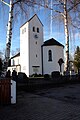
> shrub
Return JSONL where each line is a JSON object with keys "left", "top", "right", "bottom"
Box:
{"left": 44, "top": 74, "right": 50, "bottom": 78}
{"left": 17, "top": 72, "right": 28, "bottom": 83}
{"left": 30, "top": 73, "right": 37, "bottom": 77}
{"left": 51, "top": 71, "right": 60, "bottom": 78}
{"left": 30, "top": 74, "right": 43, "bottom": 77}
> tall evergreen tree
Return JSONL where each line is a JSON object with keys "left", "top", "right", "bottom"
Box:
{"left": 0, "top": 58, "right": 3, "bottom": 75}
{"left": 74, "top": 46, "right": 80, "bottom": 74}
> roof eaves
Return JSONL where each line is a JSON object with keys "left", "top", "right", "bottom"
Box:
{"left": 11, "top": 52, "right": 20, "bottom": 59}
{"left": 42, "top": 38, "right": 64, "bottom": 47}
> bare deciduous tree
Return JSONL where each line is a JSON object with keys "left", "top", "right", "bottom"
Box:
{"left": 0, "top": 0, "right": 80, "bottom": 72}
{"left": 11, "top": 48, "right": 20, "bottom": 56}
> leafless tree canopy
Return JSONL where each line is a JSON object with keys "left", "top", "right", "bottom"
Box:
{"left": 0, "top": 0, "right": 80, "bottom": 71}
{"left": 1, "top": 0, "right": 80, "bottom": 28}
{"left": 10, "top": 0, "right": 80, "bottom": 28}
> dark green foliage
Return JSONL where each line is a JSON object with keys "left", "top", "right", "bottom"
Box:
{"left": 0, "top": 58, "right": 3, "bottom": 75}
{"left": 74, "top": 46, "right": 80, "bottom": 73}
{"left": 44, "top": 74, "right": 50, "bottom": 78}
{"left": 17, "top": 72, "right": 28, "bottom": 83}
{"left": 18, "top": 72, "right": 28, "bottom": 79}
{"left": 51, "top": 71, "right": 60, "bottom": 78}
{"left": 30, "top": 74, "right": 37, "bottom": 77}
{"left": 30, "top": 74, "right": 43, "bottom": 77}
{"left": 6, "top": 70, "right": 11, "bottom": 78}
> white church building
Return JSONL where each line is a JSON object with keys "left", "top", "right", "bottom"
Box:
{"left": 8, "top": 14, "right": 64, "bottom": 77}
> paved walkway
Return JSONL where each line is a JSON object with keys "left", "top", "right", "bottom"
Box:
{"left": 0, "top": 84, "right": 80, "bottom": 120}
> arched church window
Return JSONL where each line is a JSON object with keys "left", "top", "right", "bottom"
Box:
{"left": 36, "top": 54, "right": 37, "bottom": 57}
{"left": 33, "top": 27, "right": 35, "bottom": 32}
{"left": 35, "top": 41, "right": 37, "bottom": 44}
{"left": 37, "top": 27, "right": 39, "bottom": 33}
{"left": 48, "top": 50, "right": 52, "bottom": 61}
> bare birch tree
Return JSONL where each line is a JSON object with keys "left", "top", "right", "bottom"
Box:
{"left": 0, "top": 0, "right": 80, "bottom": 71}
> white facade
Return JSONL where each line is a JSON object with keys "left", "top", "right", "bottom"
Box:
{"left": 8, "top": 14, "right": 64, "bottom": 76}
{"left": 7, "top": 53, "right": 21, "bottom": 75}
{"left": 20, "top": 14, "right": 43, "bottom": 77}
{"left": 20, "top": 21, "right": 29, "bottom": 76}
{"left": 43, "top": 45, "right": 64, "bottom": 74}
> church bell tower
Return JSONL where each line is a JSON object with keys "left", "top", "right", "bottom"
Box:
{"left": 20, "top": 14, "right": 43, "bottom": 76}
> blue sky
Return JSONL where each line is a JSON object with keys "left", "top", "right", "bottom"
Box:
{"left": 0, "top": 6, "right": 64, "bottom": 50}
{"left": 0, "top": 1, "right": 80, "bottom": 57}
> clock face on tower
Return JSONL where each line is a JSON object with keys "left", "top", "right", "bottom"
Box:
{"left": 34, "top": 34, "right": 38, "bottom": 39}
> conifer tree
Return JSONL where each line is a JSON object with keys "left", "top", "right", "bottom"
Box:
{"left": 74, "top": 46, "right": 80, "bottom": 74}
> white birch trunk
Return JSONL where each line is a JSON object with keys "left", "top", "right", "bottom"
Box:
{"left": 64, "top": 0, "right": 69, "bottom": 72}
{"left": 5, "top": 0, "right": 13, "bottom": 63}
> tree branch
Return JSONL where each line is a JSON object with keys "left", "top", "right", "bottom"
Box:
{"left": 0, "top": 0, "right": 10, "bottom": 7}
{"left": 68, "top": 1, "right": 80, "bottom": 12}
{"left": 71, "top": 22, "right": 80, "bottom": 29}
{"left": 13, "top": 0, "right": 65, "bottom": 17}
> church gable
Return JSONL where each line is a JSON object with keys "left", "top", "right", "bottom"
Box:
{"left": 20, "top": 14, "right": 43, "bottom": 28}
{"left": 29, "top": 14, "right": 43, "bottom": 35}
{"left": 28, "top": 14, "right": 43, "bottom": 26}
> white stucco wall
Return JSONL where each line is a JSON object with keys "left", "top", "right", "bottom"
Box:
{"left": 43, "top": 46, "right": 64, "bottom": 75}
{"left": 8, "top": 55, "right": 21, "bottom": 75}
{"left": 28, "top": 15, "right": 43, "bottom": 75}
{"left": 11, "top": 56, "right": 20, "bottom": 66}
{"left": 7, "top": 65, "right": 21, "bottom": 75}
{"left": 20, "top": 22, "right": 29, "bottom": 76}
{"left": 20, "top": 15, "right": 43, "bottom": 76}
